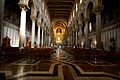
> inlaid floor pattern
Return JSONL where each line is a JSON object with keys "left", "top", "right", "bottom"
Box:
{"left": 0, "top": 48, "right": 120, "bottom": 80}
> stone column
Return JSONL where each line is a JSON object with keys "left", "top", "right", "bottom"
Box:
{"left": 69, "top": 35, "right": 70, "bottom": 46}
{"left": 46, "top": 31, "right": 49, "bottom": 46}
{"left": 47, "top": 33, "right": 49, "bottom": 46}
{"left": 93, "top": 5, "right": 103, "bottom": 49}
{"left": 70, "top": 33, "right": 72, "bottom": 46}
{"left": 96, "top": 13, "right": 101, "bottom": 49}
{"left": 69, "top": 35, "right": 71, "bottom": 46}
{"left": 0, "top": 0, "right": 5, "bottom": 45}
{"left": 79, "top": 26, "right": 82, "bottom": 47}
{"left": 73, "top": 30, "right": 75, "bottom": 46}
{"left": 46, "top": 32, "right": 48, "bottom": 46}
{"left": 72, "top": 32, "right": 74, "bottom": 46}
{"left": 31, "top": 18, "right": 36, "bottom": 48}
{"left": 37, "top": 19, "right": 41, "bottom": 48}
{"left": 19, "top": 7, "right": 27, "bottom": 49}
{"left": 84, "top": 18, "right": 89, "bottom": 49}
{"left": 30, "top": 4, "right": 37, "bottom": 48}
{"left": 48, "top": 33, "right": 50, "bottom": 46}
{"left": 43, "top": 28, "right": 45, "bottom": 46}
{"left": 49, "top": 34, "right": 51, "bottom": 47}
{"left": 76, "top": 30, "right": 78, "bottom": 46}
{"left": 45, "top": 27, "right": 47, "bottom": 46}
{"left": 41, "top": 29, "right": 44, "bottom": 47}
{"left": 74, "top": 30, "right": 76, "bottom": 46}
{"left": 78, "top": 18, "right": 82, "bottom": 47}
{"left": 69, "top": 34, "right": 71, "bottom": 46}
{"left": 44, "top": 29, "right": 46, "bottom": 46}
{"left": 41, "top": 23, "right": 44, "bottom": 47}
{"left": 70, "top": 33, "right": 71, "bottom": 46}
{"left": 71, "top": 33, "right": 72, "bottom": 47}
{"left": 75, "top": 22, "right": 78, "bottom": 46}
{"left": 70, "top": 33, "right": 72, "bottom": 47}
{"left": 67, "top": 36, "right": 69, "bottom": 46}
{"left": 44, "top": 31, "right": 46, "bottom": 46}
{"left": 72, "top": 31, "right": 73, "bottom": 46}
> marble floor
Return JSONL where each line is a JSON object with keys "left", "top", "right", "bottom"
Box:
{"left": 0, "top": 48, "right": 120, "bottom": 80}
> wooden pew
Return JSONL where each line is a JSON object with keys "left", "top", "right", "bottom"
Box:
{"left": 24, "top": 48, "right": 53, "bottom": 57}
{"left": 64, "top": 47, "right": 102, "bottom": 60}
{"left": 4, "top": 47, "right": 20, "bottom": 56}
{"left": 64, "top": 47, "right": 120, "bottom": 61}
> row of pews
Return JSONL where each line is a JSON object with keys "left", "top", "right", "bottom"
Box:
{"left": 21, "top": 47, "right": 53, "bottom": 57}
{"left": 1, "top": 47, "right": 54, "bottom": 57}
{"left": 64, "top": 47, "right": 120, "bottom": 61}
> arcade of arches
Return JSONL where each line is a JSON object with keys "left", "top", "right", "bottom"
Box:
{"left": 0, "top": 0, "right": 120, "bottom": 80}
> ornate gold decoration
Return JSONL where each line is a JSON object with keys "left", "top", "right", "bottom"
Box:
{"left": 52, "top": 21, "right": 67, "bottom": 44}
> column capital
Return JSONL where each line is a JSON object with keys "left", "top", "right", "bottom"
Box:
{"left": 83, "top": 17, "right": 90, "bottom": 23}
{"left": 78, "top": 19, "right": 80, "bottom": 25}
{"left": 18, "top": 0, "right": 29, "bottom": 10}
{"left": 41, "top": 22, "right": 44, "bottom": 28}
{"left": 72, "top": 27, "right": 75, "bottom": 32}
{"left": 37, "top": 18, "right": 41, "bottom": 26}
{"left": 18, "top": 4, "right": 26, "bottom": 10}
{"left": 75, "top": 23, "right": 78, "bottom": 30}
{"left": 92, "top": 5, "right": 104, "bottom": 15}
{"left": 78, "top": 19, "right": 83, "bottom": 27}
{"left": 30, "top": 15, "right": 36, "bottom": 21}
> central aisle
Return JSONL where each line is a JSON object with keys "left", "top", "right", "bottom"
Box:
{"left": 51, "top": 47, "right": 74, "bottom": 61}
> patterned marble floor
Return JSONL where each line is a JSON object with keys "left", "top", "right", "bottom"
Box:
{"left": 0, "top": 48, "right": 120, "bottom": 80}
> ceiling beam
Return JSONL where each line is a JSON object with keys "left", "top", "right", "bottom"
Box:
{"left": 46, "top": 0, "right": 74, "bottom": 20}
{"left": 47, "top": 2, "right": 73, "bottom": 5}
{"left": 47, "top": 5, "right": 73, "bottom": 7}
{"left": 49, "top": 11, "right": 70, "bottom": 14}
{"left": 50, "top": 17, "right": 68, "bottom": 19}
{"left": 46, "top": 0, "right": 74, "bottom": 3}
{"left": 48, "top": 8, "right": 72, "bottom": 11}
{"left": 49, "top": 10, "right": 71, "bottom": 12}
{"left": 50, "top": 15, "right": 69, "bottom": 17}
{"left": 48, "top": 6, "right": 72, "bottom": 9}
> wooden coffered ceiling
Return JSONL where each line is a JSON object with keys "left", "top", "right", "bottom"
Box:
{"left": 45, "top": 0, "right": 75, "bottom": 20}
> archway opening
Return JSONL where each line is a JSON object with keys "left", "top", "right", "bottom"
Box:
{"left": 87, "top": 1, "right": 96, "bottom": 33}
{"left": 52, "top": 21, "right": 67, "bottom": 44}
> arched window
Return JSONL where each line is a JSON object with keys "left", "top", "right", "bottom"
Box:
{"left": 73, "top": 10, "right": 75, "bottom": 18}
{"left": 89, "top": 22, "right": 92, "bottom": 32}
{"left": 80, "top": 0, "right": 82, "bottom": 4}
{"left": 76, "top": 3, "right": 78, "bottom": 12}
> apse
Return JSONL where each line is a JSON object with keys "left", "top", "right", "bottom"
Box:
{"left": 52, "top": 21, "right": 67, "bottom": 44}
